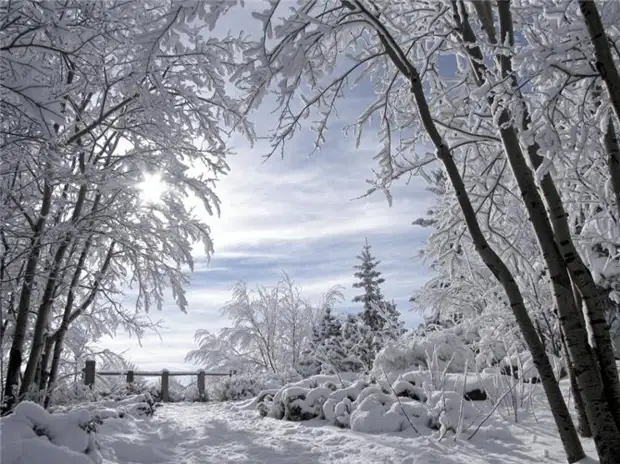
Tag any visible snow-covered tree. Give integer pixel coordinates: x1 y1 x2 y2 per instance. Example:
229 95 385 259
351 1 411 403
186 275 343 375
351 240 403 365
299 307 343 375
337 314 370 372
352 240 388 331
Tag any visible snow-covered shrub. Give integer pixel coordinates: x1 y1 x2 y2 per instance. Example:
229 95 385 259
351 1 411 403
48 373 158 407
280 387 317 421
209 376 262 402
373 319 550 379
349 391 401 433
104 393 159 418
161 378 206 403
391 380 427 402
256 392 276 417
499 351 565 383
373 325 478 375
0 402 102 464
257 375 364 421
333 397 353 427
48 383 100 407
257 368 527 435
51 393 160 419
207 371 302 402
427 391 480 435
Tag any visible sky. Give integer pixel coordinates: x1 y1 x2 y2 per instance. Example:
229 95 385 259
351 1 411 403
96 2 438 372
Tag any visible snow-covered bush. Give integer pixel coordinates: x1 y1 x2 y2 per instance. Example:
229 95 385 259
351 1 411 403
255 367 543 435
51 393 160 419
499 351 565 383
258 375 360 421
349 389 402 433
46 365 156 407
373 325 478 375
0 401 102 464
373 320 544 377
46 383 100 407
1 393 163 464
207 371 302 402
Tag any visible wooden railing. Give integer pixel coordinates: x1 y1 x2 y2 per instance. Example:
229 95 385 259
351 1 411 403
83 360 236 402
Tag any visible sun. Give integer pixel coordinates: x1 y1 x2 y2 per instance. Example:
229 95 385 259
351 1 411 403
138 172 166 204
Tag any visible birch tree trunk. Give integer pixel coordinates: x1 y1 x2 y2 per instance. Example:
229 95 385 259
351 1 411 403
578 0 620 123
560 300 593 438
604 117 620 220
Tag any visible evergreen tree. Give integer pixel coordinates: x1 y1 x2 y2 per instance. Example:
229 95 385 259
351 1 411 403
316 307 342 341
350 240 405 370
340 314 369 372
376 300 407 341
352 240 403 336
352 239 386 331
299 307 345 376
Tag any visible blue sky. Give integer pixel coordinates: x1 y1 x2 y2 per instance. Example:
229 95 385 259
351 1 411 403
97 2 438 371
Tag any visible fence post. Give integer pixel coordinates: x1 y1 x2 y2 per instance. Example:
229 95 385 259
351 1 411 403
126 370 134 392
84 360 96 389
197 370 206 401
161 370 169 402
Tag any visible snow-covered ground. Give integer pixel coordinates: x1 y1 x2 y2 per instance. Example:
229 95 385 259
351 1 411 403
1 375 599 464
95 397 595 464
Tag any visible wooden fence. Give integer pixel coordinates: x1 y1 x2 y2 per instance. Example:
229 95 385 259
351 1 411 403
83 360 236 402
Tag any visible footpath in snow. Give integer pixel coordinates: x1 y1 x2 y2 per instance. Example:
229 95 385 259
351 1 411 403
95 399 595 464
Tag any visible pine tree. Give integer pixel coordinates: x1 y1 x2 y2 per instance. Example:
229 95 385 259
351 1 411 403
340 314 368 372
317 307 342 341
352 239 387 332
350 240 405 370
377 300 406 341
352 240 403 335
299 307 344 376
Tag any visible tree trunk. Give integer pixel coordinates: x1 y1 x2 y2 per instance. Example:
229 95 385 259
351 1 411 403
38 336 56 393
560 316 593 438
20 179 89 396
527 8 620 427
3 173 54 414
569 353 593 438
578 0 620 124
528 129 620 433
44 240 114 408
605 117 620 220
570 352 593 438
41 138 116 402
437 142 586 463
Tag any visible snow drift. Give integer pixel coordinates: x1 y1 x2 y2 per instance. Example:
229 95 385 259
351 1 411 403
0 393 157 464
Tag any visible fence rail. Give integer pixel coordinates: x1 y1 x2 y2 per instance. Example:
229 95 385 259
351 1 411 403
83 360 236 402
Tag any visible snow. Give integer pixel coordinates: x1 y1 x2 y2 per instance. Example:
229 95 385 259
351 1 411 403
1 378 599 463
98 393 595 463
0 401 101 464
349 394 403 433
